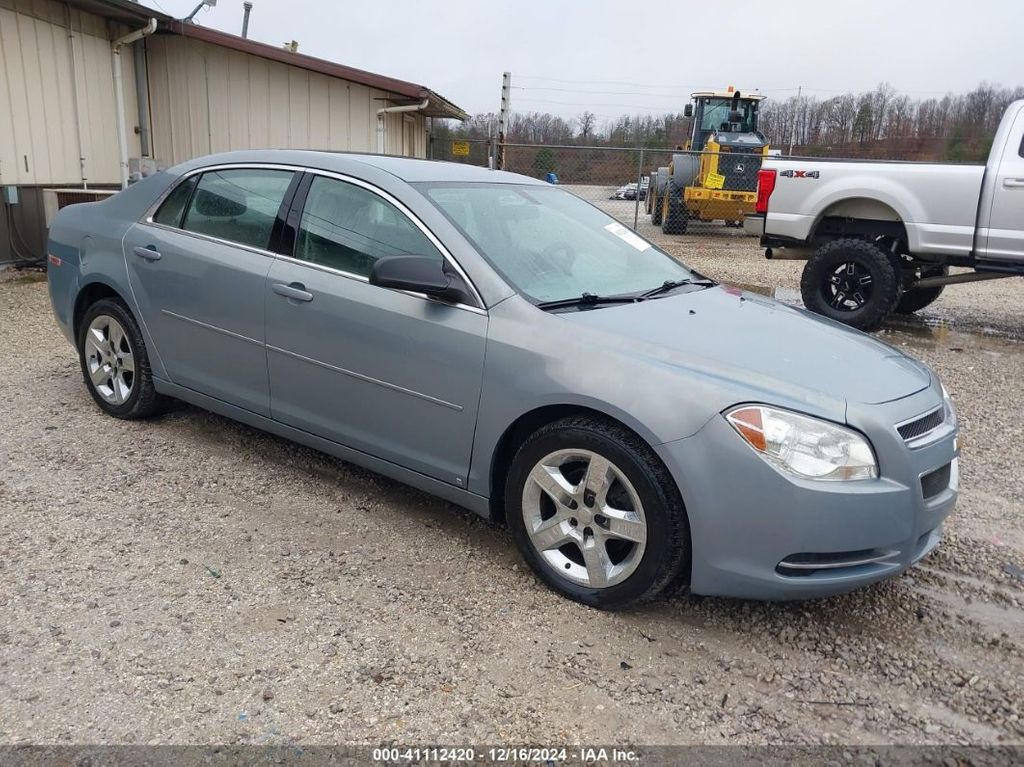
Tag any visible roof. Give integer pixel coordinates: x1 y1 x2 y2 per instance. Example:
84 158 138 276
691 89 767 102
170 149 542 184
62 0 468 120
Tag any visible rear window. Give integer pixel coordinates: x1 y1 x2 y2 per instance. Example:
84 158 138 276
152 176 197 228
180 169 294 250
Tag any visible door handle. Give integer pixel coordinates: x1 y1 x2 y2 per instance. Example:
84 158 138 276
272 282 314 302
1004 178 1024 188
133 246 162 261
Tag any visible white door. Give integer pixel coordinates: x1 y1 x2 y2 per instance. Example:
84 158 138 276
979 109 1024 264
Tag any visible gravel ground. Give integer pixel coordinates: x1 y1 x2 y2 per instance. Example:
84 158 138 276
1 229 1023 748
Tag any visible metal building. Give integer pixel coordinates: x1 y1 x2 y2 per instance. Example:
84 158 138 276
0 0 467 264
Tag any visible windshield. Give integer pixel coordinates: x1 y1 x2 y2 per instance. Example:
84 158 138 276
700 98 758 133
420 183 693 303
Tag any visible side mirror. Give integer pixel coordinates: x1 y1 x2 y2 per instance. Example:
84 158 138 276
369 256 472 305
683 104 693 118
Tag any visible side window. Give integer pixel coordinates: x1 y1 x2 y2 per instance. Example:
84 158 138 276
295 176 442 277
152 175 198 227
181 169 294 250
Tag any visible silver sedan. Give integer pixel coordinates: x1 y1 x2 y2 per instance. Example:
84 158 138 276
47 151 959 608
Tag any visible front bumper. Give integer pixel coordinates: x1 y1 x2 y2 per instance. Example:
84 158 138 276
656 385 958 600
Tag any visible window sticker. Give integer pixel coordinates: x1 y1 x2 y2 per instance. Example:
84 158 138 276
604 222 651 252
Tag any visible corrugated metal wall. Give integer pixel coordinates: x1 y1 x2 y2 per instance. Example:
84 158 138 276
146 35 428 165
0 0 141 186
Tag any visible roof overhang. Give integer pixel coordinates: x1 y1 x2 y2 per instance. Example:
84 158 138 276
61 0 173 28
161 21 469 120
58 1 468 120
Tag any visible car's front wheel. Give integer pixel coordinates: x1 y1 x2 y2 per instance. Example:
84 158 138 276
506 416 690 609
78 297 168 419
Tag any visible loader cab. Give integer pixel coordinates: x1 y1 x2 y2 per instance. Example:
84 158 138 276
684 89 766 151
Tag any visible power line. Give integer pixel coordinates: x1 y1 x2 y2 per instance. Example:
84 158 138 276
516 98 688 111
514 86 689 99
515 75 974 98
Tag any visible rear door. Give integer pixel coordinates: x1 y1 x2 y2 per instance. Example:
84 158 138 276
264 172 488 486
978 108 1024 264
124 166 297 415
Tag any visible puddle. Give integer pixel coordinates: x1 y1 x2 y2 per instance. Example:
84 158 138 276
726 281 802 304
724 281 1024 355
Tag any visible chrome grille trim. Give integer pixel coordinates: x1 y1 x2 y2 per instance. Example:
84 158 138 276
895 406 945 443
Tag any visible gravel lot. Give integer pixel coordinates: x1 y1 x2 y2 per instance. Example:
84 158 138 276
1 221 1023 747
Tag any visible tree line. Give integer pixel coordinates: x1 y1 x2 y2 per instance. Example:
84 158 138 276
432 83 1023 162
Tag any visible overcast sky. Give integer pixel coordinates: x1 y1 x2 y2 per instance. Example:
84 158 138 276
146 0 1024 123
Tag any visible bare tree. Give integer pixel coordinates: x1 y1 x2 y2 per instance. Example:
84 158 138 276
576 111 597 140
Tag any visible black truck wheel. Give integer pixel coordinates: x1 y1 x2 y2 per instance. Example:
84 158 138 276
896 265 947 314
800 238 901 332
661 180 688 234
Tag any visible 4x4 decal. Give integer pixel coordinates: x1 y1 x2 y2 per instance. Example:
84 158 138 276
779 170 821 178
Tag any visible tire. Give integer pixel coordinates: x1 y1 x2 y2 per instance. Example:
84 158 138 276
896 264 947 314
800 238 901 331
78 297 168 419
661 180 688 235
505 415 690 610
651 183 663 225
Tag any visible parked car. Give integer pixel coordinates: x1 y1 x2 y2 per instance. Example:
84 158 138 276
746 99 1024 330
610 183 636 200
614 180 650 201
48 151 959 609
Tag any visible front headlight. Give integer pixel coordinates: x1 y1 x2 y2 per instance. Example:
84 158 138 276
725 405 878 481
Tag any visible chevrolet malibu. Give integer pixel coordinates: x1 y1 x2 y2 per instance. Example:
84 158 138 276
47 151 959 609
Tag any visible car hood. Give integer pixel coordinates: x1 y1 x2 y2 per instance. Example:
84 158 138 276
560 285 931 410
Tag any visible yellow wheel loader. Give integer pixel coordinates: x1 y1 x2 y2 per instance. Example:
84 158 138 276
658 87 769 234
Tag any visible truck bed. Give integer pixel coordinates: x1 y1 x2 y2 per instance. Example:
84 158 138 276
762 158 986 258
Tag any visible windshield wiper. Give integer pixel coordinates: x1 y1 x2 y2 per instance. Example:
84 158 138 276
638 277 716 299
535 292 640 311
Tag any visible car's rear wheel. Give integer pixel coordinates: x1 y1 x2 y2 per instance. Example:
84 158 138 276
78 298 168 419
800 238 901 331
505 416 689 610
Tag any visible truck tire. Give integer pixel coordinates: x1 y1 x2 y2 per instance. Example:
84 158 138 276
662 180 688 235
896 265 947 314
800 238 901 332
651 188 663 225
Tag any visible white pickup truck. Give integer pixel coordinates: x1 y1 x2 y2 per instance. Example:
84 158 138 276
745 99 1024 330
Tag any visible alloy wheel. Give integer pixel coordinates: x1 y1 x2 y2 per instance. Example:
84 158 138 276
521 448 647 588
826 261 874 311
84 315 135 405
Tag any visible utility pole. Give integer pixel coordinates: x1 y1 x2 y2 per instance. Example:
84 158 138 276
788 85 802 156
241 2 253 38
497 71 511 170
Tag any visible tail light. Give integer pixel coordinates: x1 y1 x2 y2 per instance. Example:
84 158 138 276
755 168 777 214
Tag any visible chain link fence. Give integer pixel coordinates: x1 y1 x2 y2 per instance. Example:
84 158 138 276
428 138 763 239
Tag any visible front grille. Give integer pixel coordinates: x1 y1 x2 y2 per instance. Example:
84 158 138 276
719 149 762 192
921 463 952 499
897 407 944 441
